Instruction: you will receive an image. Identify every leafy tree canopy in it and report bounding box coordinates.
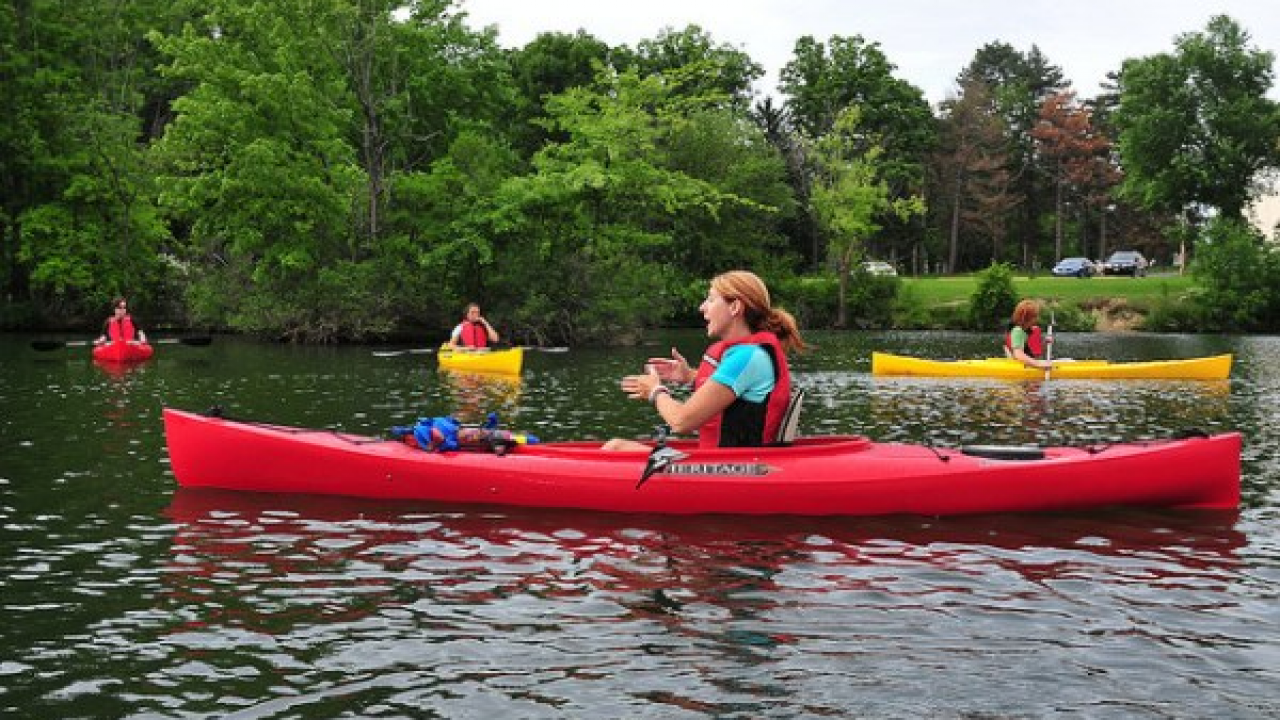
[1113,15,1280,221]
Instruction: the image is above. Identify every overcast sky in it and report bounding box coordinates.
[458,0,1280,105]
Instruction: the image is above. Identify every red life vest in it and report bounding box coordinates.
[1004,324,1044,359]
[692,332,792,449]
[107,316,139,343]
[457,321,489,348]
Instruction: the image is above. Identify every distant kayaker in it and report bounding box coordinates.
[448,302,499,349]
[605,270,806,450]
[94,297,147,346]
[1004,299,1053,370]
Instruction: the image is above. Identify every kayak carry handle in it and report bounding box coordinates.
[960,445,1046,461]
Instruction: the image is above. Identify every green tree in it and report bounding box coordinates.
[614,25,762,110]
[3,0,180,321]
[810,107,922,327]
[1113,15,1280,223]
[150,0,365,340]
[481,67,785,343]
[967,262,1018,331]
[150,0,511,340]
[778,35,935,268]
[1191,218,1280,331]
[507,30,612,157]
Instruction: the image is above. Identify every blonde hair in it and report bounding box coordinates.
[710,270,807,353]
[1011,299,1040,328]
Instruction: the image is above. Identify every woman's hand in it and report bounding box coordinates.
[645,347,693,384]
[621,368,662,402]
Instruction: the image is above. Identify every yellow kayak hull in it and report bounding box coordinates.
[871,352,1232,380]
[437,345,524,375]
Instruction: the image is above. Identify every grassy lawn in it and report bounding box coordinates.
[902,273,1196,310]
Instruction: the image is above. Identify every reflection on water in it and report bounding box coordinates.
[93,356,150,379]
[438,368,523,425]
[141,489,1269,717]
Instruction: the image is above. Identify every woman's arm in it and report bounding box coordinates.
[620,371,738,434]
[653,381,736,434]
[1011,346,1050,370]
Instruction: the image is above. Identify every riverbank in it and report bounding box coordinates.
[895,272,1196,332]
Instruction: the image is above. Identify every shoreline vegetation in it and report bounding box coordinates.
[7,271,1201,342]
[895,272,1195,333]
[5,7,1278,344]
[765,270,1200,338]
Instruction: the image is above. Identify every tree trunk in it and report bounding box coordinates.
[948,179,962,273]
[1053,175,1063,262]
[836,266,848,329]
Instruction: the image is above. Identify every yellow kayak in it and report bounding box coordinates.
[871,352,1232,380]
[437,345,524,375]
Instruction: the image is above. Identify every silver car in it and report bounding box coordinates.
[1051,257,1097,278]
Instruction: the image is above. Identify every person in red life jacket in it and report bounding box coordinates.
[94,297,147,346]
[447,302,499,349]
[1003,298,1053,370]
[604,270,807,451]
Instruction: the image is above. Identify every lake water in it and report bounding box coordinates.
[2,330,1279,718]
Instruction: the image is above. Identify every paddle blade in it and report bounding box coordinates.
[31,340,66,351]
[151,336,212,346]
[30,340,91,351]
[372,347,435,357]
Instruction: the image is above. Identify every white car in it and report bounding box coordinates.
[861,261,897,277]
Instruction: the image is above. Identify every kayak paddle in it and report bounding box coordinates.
[372,345,566,357]
[31,339,93,350]
[372,348,438,357]
[31,336,213,351]
[158,336,214,346]
[1044,310,1055,381]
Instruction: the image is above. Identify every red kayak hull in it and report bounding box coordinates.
[93,341,154,364]
[162,408,1241,517]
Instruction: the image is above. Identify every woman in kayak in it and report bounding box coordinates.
[447,302,500,349]
[94,297,147,345]
[1004,299,1052,370]
[604,270,806,450]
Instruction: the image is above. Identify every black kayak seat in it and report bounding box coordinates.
[960,444,1046,461]
[773,388,806,445]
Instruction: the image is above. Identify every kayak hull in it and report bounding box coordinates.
[437,345,523,374]
[163,408,1241,516]
[92,341,154,364]
[871,352,1232,380]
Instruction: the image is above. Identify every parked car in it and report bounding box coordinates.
[1051,257,1097,278]
[861,261,897,277]
[1102,250,1148,277]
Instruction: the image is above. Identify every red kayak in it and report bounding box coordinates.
[93,341,154,364]
[163,408,1240,516]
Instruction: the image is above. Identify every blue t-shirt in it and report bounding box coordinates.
[709,345,776,402]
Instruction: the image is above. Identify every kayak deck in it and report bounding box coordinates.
[93,341,155,364]
[437,345,523,374]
